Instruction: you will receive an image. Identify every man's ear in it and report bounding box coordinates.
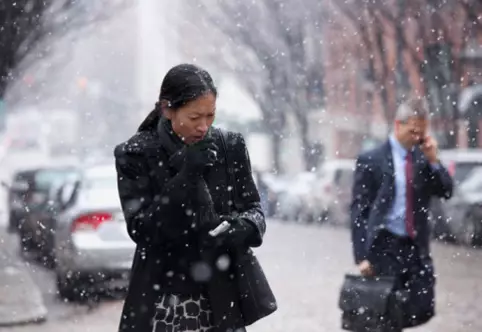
[393,120,400,134]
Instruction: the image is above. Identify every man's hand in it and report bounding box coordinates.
[358,259,374,277]
[421,135,439,164]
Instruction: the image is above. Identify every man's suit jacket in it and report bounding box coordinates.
[350,140,453,264]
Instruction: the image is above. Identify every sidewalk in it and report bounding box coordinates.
[0,229,47,327]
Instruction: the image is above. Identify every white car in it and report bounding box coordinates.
[53,163,135,300]
[307,159,356,225]
[276,172,317,222]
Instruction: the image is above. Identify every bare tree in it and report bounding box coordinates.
[333,0,482,147]
[191,0,325,172]
[0,0,129,100]
[330,1,394,125]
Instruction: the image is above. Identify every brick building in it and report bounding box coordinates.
[318,0,482,157]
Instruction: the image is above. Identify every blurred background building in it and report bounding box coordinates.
[1,0,482,173]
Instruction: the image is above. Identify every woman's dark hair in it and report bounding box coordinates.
[138,64,217,131]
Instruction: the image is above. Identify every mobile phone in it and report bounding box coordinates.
[208,220,231,237]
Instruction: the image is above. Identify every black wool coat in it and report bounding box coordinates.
[114,120,271,332]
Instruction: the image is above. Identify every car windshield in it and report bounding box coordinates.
[458,167,482,194]
[35,169,78,191]
[452,162,482,183]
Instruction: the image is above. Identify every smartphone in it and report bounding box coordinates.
[208,220,231,237]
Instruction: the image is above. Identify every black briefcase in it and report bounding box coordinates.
[338,274,408,332]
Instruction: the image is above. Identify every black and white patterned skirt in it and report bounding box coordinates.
[152,293,247,332]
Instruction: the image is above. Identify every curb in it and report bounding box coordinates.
[0,231,48,326]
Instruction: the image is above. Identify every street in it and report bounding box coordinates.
[1,221,482,332]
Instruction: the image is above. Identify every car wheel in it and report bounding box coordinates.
[56,274,80,302]
[316,210,326,224]
[7,214,18,233]
[41,252,57,269]
[462,214,482,247]
[40,232,57,269]
[18,223,35,255]
[467,214,482,247]
[474,220,482,247]
[326,209,337,225]
[56,273,96,302]
[304,212,315,223]
[429,212,455,243]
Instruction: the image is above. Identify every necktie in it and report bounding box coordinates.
[405,152,415,238]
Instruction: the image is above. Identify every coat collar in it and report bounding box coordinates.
[380,139,427,175]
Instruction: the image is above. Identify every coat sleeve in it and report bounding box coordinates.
[231,134,266,248]
[114,145,205,247]
[426,162,453,199]
[350,154,375,264]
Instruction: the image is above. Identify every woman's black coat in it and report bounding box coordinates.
[114,118,271,332]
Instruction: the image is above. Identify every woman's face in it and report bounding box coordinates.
[164,93,216,144]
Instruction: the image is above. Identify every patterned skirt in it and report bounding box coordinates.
[152,293,247,332]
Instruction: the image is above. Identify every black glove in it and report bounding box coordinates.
[180,138,218,176]
[209,215,256,248]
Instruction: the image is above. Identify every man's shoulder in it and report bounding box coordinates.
[114,130,159,158]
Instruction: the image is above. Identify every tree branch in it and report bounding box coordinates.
[0,0,130,98]
[372,5,424,67]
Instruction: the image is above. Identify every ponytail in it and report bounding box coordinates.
[137,102,161,132]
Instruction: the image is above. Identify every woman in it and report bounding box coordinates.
[114,64,276,332]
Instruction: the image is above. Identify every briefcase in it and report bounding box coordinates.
[338,274,408,332]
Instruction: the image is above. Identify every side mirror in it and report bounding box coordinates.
[0,181,9,189]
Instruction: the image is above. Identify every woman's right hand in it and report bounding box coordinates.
[182,138,219,176]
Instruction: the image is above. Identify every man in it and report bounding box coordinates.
[350,96,453,330]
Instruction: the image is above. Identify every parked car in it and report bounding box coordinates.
[431,149,482,241]
[1,136,50,169]
[433,166,482,246]
[2,169,38,233]
[276,172,317,222]
[53,163,135,301]
[439,149,482,184]
[307,159,356,225]
[21,166,79,266]
[261,173,292,218]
